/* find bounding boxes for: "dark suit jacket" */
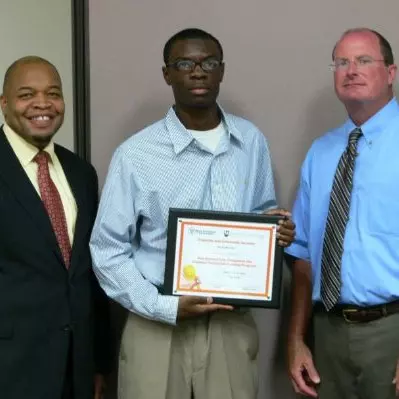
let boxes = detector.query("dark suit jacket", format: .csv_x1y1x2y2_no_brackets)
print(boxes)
0,127,111,399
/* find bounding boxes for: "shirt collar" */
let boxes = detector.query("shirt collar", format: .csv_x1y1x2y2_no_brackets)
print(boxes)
165,104,244,154
3,123,55,166
343,97,399,142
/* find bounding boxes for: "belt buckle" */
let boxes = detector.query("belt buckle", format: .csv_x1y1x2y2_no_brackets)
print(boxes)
342,308,359,323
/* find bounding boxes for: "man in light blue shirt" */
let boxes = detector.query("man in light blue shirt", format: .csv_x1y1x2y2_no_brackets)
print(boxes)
286,28,399,399
90,28,295,399
91,29,294,399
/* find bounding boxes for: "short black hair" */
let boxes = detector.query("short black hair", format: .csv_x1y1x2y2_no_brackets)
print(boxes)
2,56,59,94
332,28,395,66
163,28,223,64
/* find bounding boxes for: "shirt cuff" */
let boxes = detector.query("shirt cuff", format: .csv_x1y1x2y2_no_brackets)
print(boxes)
154,294,180,325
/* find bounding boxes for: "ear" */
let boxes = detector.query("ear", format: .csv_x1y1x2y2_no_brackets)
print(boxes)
0,94,7,115
387,64,397,86
219,62,225,83
162,66,172,86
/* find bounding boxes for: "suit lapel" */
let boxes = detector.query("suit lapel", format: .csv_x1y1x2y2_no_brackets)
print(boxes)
0,128,63,265
55,146,88,276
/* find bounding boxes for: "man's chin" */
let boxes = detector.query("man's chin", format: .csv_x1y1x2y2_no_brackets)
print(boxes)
35,131,58,143
22,131,57,149
339,94,369,105
187,98,217,109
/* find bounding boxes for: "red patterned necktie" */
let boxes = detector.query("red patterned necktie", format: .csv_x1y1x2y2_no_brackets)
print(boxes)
34,151,71,268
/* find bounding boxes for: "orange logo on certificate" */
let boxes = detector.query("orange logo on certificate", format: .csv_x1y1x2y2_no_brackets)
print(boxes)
182,264,201,290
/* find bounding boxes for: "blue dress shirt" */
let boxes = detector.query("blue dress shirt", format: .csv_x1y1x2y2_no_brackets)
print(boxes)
90,106,277,324
286,98,399,306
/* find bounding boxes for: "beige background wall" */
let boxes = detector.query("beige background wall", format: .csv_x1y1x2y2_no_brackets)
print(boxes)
0,0,74,150
89,1,399,398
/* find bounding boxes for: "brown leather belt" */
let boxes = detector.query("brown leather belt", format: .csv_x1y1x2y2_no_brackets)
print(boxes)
313,300,399,323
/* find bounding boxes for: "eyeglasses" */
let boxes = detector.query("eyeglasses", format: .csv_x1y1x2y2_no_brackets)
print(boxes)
166,58,222,72
329,55,386,71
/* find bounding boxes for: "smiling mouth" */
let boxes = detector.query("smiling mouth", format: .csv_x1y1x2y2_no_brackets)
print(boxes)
27,115,56,128
30,115,52,121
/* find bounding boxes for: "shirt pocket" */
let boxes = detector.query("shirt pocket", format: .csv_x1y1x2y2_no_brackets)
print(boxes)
365,192,399,236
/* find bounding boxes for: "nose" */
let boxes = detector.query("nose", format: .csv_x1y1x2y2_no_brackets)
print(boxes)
346,60,359,75
190,63,207,78
33,93,51,108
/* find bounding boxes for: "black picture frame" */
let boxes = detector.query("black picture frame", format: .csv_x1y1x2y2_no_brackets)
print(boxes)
164,208,284,309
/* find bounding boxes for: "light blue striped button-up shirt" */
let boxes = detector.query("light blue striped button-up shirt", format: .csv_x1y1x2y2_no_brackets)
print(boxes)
90,106,277,324
286,98,399,306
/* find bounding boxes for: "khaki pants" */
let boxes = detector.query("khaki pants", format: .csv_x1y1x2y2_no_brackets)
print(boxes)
314,311,399,399
118,310,259,399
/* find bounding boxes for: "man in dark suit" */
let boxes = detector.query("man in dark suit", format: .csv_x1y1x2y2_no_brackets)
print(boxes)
0,56,111,399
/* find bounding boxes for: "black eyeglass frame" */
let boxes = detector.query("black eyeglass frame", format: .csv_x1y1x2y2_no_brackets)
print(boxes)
166,58,223,72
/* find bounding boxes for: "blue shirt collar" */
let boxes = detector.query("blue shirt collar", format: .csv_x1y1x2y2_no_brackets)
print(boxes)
344,97,399,142
165,104,244,154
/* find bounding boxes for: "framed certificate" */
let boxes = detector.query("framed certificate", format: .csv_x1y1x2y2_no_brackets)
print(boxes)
164,208,284,308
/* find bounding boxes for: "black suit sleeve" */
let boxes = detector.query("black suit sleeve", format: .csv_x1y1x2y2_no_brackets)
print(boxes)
89,166,114,375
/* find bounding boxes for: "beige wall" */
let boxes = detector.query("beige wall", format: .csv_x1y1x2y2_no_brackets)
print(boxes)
89,1,399,398
0,0,74,150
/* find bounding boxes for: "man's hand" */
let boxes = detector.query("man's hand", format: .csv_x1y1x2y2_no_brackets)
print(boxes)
94,374,106,399
287,338,320,397
393,358,399,396
177,296,233,320
264,208,296,247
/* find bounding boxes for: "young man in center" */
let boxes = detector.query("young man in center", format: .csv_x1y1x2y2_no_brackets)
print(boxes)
90,28,295,399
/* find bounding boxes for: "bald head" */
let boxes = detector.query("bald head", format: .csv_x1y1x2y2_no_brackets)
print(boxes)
0,56,65,149
2,56,61,95
332,28,394,66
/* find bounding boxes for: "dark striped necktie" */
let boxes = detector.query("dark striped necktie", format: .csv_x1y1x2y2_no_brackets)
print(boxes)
320,127,362,311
